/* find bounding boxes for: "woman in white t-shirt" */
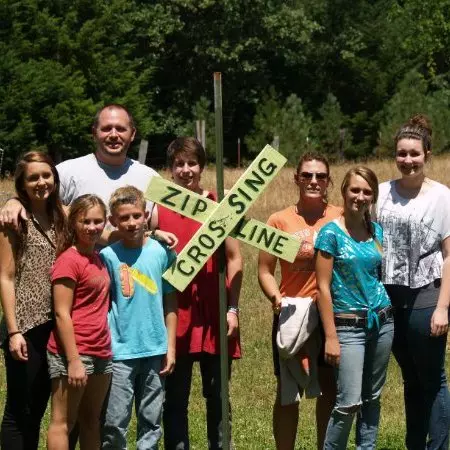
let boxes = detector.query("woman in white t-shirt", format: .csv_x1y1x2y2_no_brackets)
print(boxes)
377,114,450,450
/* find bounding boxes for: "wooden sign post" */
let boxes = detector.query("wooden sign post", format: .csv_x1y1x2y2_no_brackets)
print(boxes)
213,72,229,450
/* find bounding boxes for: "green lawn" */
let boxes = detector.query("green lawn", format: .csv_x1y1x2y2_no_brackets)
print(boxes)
0,248,447,449
0,165,449,449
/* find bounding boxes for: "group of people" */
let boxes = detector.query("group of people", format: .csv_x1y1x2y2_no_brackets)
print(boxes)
260,114,450,449
0,104,448,450
0,104,241,450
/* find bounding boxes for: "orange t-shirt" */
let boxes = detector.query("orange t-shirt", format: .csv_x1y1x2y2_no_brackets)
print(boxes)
267,204,342,299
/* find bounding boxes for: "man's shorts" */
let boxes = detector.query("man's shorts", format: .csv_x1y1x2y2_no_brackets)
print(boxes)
47,352,113,379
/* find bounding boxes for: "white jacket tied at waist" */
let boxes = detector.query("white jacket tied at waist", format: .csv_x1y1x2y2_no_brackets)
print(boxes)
276,296,322,406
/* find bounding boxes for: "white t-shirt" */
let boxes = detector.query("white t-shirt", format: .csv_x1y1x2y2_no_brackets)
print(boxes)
57,153,158,211
376,179,450,288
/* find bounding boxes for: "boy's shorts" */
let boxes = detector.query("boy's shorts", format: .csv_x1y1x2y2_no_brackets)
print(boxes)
47,351,113,379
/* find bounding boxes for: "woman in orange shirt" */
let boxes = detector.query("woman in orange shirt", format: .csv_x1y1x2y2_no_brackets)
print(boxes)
258,152,341,450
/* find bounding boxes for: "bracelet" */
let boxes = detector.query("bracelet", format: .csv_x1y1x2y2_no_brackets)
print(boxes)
227,306,240,315
272,303,281,315
149,229,157,238
8,331,21,338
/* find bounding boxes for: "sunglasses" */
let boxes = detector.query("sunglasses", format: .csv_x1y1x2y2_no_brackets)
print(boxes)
299,171,328,181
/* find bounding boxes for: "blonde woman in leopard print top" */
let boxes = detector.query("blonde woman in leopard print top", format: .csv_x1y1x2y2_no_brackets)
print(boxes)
0,151,66,449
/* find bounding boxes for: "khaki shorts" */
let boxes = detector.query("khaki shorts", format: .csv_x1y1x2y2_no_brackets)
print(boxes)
47,352,113,379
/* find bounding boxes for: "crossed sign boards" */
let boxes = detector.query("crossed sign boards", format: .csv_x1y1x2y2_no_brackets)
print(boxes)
145,145,302,292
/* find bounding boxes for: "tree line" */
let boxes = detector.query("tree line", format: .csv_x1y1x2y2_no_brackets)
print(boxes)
1,0,450,169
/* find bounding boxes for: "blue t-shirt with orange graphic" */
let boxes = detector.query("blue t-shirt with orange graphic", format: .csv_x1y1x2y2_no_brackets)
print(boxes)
100,238,176,361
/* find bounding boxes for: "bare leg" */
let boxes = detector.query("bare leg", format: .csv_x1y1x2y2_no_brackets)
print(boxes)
273,379,299,450
47,377,85,450
316,365,336,450
78,373,111,450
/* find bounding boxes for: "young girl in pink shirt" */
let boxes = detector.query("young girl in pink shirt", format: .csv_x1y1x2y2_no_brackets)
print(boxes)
47,194,112,450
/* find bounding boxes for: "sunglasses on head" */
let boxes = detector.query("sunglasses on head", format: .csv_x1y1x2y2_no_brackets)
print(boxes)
299,171,328,181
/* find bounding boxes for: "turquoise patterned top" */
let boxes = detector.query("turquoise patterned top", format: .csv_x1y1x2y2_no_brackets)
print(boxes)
315,220,391,329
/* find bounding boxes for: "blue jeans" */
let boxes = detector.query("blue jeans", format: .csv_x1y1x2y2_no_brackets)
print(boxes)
392,306,450,450
324,318,394,450
102,356,164,450
163,353,232,450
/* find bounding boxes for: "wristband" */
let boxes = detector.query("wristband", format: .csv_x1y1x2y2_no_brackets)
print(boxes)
272,303,281,315
8,331,21,338
227,306,240,316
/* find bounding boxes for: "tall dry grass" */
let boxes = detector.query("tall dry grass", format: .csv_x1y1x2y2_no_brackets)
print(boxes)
0,155,448,449
197,155,449,217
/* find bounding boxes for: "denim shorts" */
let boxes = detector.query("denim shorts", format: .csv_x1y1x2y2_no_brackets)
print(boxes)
47,351,113,379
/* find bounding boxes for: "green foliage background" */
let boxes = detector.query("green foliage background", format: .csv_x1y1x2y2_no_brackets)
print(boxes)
1,0,450,168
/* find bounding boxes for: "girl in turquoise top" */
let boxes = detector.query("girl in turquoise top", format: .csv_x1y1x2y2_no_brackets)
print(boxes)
315,167,393,449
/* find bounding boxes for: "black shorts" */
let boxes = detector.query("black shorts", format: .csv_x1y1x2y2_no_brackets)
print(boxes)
271,313,330,377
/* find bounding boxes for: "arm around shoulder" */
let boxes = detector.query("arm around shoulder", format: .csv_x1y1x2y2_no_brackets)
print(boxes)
0,199,27,230
147,205,179,247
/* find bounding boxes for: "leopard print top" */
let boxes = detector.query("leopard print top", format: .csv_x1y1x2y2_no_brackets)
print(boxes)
0,217,56,343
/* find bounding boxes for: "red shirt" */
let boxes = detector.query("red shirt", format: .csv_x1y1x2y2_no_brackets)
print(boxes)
47,248,112,359
158,192,241,358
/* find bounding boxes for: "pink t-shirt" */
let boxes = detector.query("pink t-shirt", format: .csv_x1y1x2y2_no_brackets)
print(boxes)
47,247,112,359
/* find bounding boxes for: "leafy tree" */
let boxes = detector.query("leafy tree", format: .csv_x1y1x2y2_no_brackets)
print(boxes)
0,0,177,167
382,0,450,79
151,0,320,159
1,0,450,170
0,58,95,165
312,93,352,160
246,89,313,164
378,70,450,156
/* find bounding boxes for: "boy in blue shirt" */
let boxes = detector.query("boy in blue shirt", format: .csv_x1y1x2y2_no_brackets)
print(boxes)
100,186,177,450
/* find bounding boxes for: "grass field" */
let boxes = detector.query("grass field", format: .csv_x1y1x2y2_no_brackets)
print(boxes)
0,156,449,449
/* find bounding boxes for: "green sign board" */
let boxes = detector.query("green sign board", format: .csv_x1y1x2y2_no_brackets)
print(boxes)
145,177,300,263
145,145,300,292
